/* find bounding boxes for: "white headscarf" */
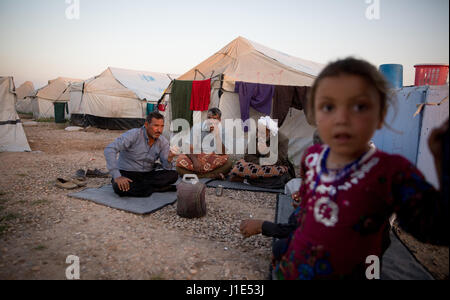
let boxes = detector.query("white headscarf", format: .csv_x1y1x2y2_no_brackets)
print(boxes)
258,116,278,137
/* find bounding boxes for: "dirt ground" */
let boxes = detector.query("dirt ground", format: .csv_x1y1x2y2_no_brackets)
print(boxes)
0,117,448,280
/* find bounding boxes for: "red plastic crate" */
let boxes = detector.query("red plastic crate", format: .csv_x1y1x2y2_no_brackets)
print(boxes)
414,64,449,86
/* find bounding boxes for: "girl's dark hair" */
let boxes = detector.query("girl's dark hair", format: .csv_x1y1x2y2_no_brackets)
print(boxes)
307,57,390,126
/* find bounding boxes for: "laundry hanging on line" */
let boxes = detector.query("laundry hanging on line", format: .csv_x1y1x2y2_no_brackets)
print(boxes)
272,86,309,127
190,78,211,111
171,80,194,129
234,81,274,132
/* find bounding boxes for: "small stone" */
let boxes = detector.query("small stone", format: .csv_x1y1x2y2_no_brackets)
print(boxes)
189,269,197,275
31,266,40,271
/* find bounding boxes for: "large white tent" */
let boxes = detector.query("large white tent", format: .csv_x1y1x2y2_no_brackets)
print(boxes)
0,77,31,152
162,36,324,165
15,81,35,114
33,77,82,120
69,67,176,130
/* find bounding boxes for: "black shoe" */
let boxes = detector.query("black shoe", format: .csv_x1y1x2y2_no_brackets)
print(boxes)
86,168,109,178
75,169,87,179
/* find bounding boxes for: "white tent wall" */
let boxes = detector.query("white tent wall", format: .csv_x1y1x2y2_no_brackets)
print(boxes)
33,97,60,119
68,81,84,117
81,92,147,119
416,85,449,189
70,67,175,130
0,77,31,152
70,69,144,118
15,81,35,114
16,96,34,114
34,77,82,120
0,122,31,152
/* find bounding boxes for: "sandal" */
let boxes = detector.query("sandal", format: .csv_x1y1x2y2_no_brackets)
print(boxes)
71,178,87,187
55,178,78,190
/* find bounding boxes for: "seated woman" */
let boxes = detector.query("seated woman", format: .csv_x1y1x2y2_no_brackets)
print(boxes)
176,108,233,179
230,116,294,189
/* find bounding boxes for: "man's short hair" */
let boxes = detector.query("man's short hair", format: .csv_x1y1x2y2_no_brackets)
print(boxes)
207,107,222,118
146,111,164,124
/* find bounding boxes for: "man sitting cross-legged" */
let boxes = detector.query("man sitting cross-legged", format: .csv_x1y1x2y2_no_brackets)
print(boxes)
176,107,233,179
104,111,179,197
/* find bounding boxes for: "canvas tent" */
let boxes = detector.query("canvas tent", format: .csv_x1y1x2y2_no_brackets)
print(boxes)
33,77,82,120
0,76,31,152
15,81,35,114
161,36,324,165
70,67,176,130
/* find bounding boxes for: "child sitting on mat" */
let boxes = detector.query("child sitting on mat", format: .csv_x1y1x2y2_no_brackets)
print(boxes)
273,57,448,280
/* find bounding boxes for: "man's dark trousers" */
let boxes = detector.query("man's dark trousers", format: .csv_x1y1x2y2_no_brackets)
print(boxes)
112,169,178,197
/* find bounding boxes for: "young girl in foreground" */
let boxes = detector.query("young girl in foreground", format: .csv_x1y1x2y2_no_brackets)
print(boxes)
275,58,448,280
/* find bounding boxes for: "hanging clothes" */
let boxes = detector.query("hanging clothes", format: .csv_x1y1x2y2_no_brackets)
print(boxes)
234,81,274,131
171,80,194,129
146,103,155,115
190,78,211,111
272,86,309,127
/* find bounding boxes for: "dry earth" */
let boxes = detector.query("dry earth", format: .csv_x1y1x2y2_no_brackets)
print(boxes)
0,117,448,280
0,119,275,280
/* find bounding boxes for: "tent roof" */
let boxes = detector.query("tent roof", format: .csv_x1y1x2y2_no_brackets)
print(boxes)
84,67,177,101
15,81,35,99
177,36,324,87
110,67,177,101
36,77,83,101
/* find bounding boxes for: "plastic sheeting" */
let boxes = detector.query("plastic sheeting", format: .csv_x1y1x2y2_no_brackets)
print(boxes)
110,67,175,101
416,85,449,189
372,86,429,165
373,85,449,189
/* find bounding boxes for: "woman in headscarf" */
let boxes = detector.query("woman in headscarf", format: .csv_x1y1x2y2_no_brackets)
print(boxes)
229,116,294,189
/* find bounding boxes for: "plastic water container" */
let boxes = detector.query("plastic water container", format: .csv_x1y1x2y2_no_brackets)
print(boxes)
176,174,206,218
414,64,449,86
379,64,403,88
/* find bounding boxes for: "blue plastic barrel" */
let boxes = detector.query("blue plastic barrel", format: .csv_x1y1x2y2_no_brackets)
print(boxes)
379,64,403,88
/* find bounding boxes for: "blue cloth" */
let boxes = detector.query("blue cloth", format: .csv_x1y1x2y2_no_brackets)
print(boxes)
104,126,172,179
234,82,274,131
146,103,155,115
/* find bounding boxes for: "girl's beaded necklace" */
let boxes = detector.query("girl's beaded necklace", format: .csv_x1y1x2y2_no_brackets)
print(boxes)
311,147,367,202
